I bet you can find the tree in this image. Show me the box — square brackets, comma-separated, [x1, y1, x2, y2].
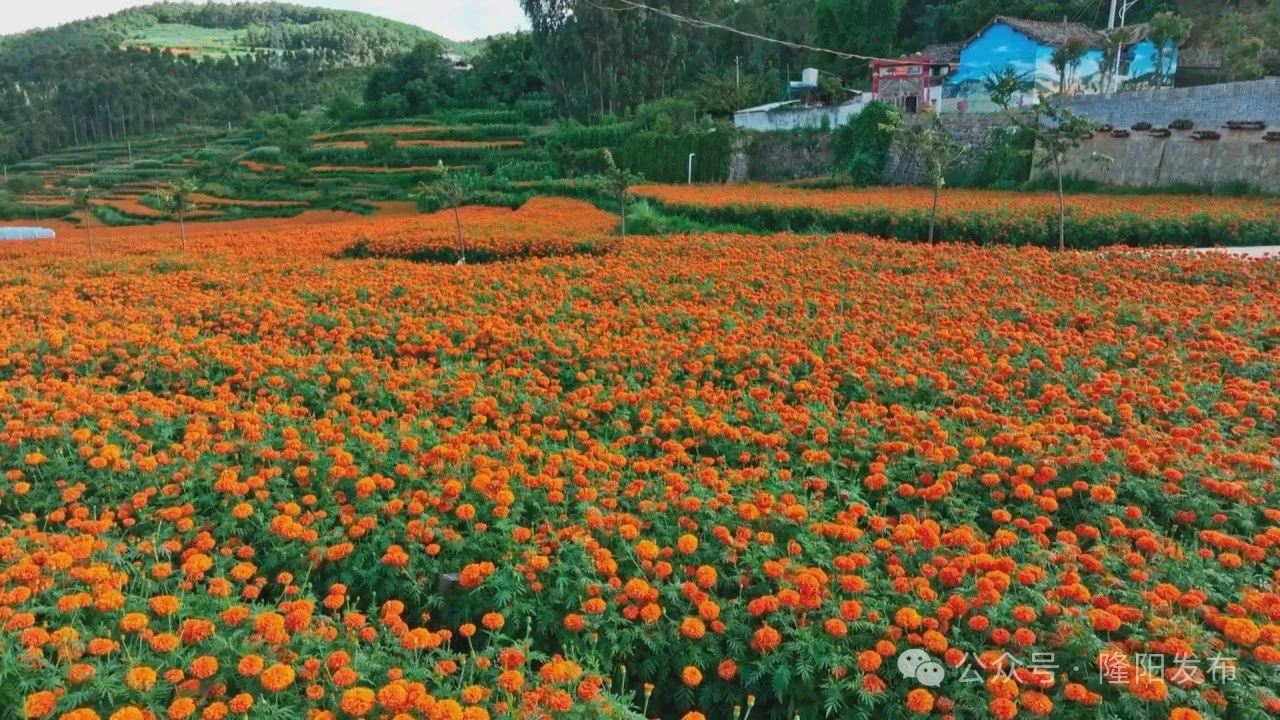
[1211, 11, 1261, 82]
[882, 111, 970, 244]
[599, 149, 642, 241]
[368, 134, 399, 169]
[415, 162, 471, 264]
[1008, 100, 1104, 251]
[255, 113, 314, 158]
[815, 0, 907, 76]
[1149, 12, 1192, 86]
[325, 95, 361, 124]
[159, 178, 199, 251]
[1050, 36, 1091, 95]
[63, 186, 97, 256]
[983, 67, 1034, 110]
[1100, 27, 1133, 92]
[462, 32, 546, 105]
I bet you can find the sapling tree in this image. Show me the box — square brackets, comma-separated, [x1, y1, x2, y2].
[882, 110, 970, 244]
[64, 186, 98, 256]
[600, 149, 642, 241]
[415, 161, 472, 264]
[160, 178, 199, 251]
[1009, 99, 1106, 251]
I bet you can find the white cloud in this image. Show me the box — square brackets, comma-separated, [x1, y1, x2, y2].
[1, 0, 528, 41]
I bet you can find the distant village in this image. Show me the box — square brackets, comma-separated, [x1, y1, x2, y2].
[734, 15, 1183, 131]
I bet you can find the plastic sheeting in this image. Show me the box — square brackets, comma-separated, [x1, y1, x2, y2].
[0, 227, 55, 240]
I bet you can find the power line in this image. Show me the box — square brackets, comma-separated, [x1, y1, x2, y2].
[585, 0, 906, 64]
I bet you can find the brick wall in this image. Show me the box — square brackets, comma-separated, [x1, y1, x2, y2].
[1063, 78, 1280, 127]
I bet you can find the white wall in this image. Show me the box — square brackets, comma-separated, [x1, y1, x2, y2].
[734, 101, 866, 132]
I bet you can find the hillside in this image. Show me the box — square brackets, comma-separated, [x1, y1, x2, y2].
[0, 2, 483, 163]
[0, 2, 475, 61]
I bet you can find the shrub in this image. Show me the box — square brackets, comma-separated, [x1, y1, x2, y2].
[132, 159, 164, 170]
[831, 100, 899, 185]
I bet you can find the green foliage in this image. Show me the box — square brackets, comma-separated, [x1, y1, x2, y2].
[253, 114, 315, 159]
[461, 32, 545, 105]
[688, 67, 781, 117]
[362, 40, 458, 117]
[0, 200, 73, 220]
[616, 130, 735, 184]
[367, 135, 401, 168]
[551, 122, 639, 152]
[958, 126, 1034, 188]
[494, 161, 560, 182]
[815, 0, 905, 76]
[1211, 10, 1261, 82]
[831, 100, 900, 186]
[1, 173, 44, 196]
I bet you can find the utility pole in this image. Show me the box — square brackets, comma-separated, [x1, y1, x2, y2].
[736, 56, 741, 91]
[1108, 0, 1118, 29]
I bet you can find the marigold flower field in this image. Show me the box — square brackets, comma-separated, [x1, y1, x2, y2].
[632, 185, 1280, 248]
[1, 195, 1279, 720]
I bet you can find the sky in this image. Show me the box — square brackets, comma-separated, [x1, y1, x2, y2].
[1, 0, 529, 41]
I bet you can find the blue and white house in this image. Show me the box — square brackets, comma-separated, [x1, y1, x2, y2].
[939, 16, 1179, 113]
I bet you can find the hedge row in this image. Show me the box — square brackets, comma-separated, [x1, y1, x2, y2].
[642, 200, 1280, 249]
[301, 145, 546, 167]
[550, 122, 638, 151]
[617, 131, 733, 184]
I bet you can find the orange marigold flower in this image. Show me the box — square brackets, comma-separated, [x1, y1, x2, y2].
[167, 697, 196, 720]
[228, 694, 253, 714]
[682, 666, 702, 687]
[24, 691, 57, 718]
[259, 663, 296, 692]
[905, 688, 934, 714]
[125, 666, 158, 692]
[339, 688, 376, 716]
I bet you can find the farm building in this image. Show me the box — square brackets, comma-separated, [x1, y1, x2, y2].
[939, 16, 1179, 113]
[733, 97, 867, 131]
[870, 16, 1180, 114]
[733, 67, 867, 131]
[869, 42, 961, 114]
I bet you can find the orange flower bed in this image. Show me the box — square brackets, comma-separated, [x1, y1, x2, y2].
[633, 184, 1280, 247]
[94, 195, 165, 218]
[0, 198, 613, 260]
[349, 197, 617, 262]
[633, 184, 1280, 221]
[1, 218, 1279, 720]
[238, 160, 285, 172]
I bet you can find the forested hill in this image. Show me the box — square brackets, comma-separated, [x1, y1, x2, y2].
[0, 2, 474, 162]
[0, 2, 472, 62]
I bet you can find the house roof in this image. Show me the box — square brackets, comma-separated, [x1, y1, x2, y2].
[735, 100, 800, 114]
[734, 96, 865, 114]
[988, 15, 1106, 48]
[911, 42, 963, 64]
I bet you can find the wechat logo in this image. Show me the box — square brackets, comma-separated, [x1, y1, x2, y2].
[898, 649, 946, 688]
